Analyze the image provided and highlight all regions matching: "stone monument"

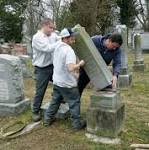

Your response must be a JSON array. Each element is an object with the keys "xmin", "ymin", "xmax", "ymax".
[
  {"xmin": 0, "ymin": 54, "xmax": 30, "ymax": 116},
  {"xmin": 133, "ymin": 33, "xmax": 145, "ymax": 72},
  {"xmin": 18, "ymin": 55, "xmax": 33, "ymax": 78},
  {"xmin": 115, "ymin": 25, "xmax": 132, "ymax": 88},
  {"xmin": 73, "ymin": 24, "xmax": 113, "ymax": 89},
  {"xmin": 140, "ymin": 32, "xmax": 149, "ymax": 51},
  {"xmin": 73, "ymin": 24, "xmax": 125, "ymax": 143}
]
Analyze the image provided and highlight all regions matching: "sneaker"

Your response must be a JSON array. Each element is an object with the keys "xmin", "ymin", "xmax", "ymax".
[
  {"xmin": 32, "ymin": 112, "xmax": 41, "ymax": 122},
  {"xmin": 43, "ymin": 118, "xmax": 56, "ymax": 127},
  {"xmin": 72, "ymin": 120, "xmax": 86, "ymax": 130}
]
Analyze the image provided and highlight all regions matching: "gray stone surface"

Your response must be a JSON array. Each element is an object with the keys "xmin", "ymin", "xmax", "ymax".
[
  {"xmin": 133, "ymin": 34, "xmax": 145, "ymax": 72},
  {"xmin": 115, "ymin": 25, "xmax": 128, "ymax": 69},
  {"xmin": 41, "ymin": 102, "xmax": 70, "ymax": 119},
  {"xmin": 90, "ymin": 91, "xmax": 121, "ymax": 109},
  {"xmin": 72, "ymin": 24, "xmax": 112, "ymax": 90},
  {"xmin": 115, "ymin": 25, "xmax": 132, "ymax": 87},
  {"xmin": 140, "ymin": 32, "xmax": 149, "ymax": 51},
  {"xmin": 0, "ymin": 98, "xmax": 30, "ymax": 116},
  {"xmin": 118, "ymin": 73, "xmax": 132, "ymax": 88},
  {"xmin": 87, "ymin": 103, "xmax": 125, "ymax": 138},
  {"xmin": 0, "ymin": 54, "xmax": 30, "ymax": 116},
  {"xmin": 85, "ymin": 133, "xmax": 121, "ymax": 145},
  {"xmin": 18, "ymin": 55, "xmax": 33, "ymax": 78}
]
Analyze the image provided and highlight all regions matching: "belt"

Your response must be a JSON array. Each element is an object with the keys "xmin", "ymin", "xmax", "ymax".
[{"xmin": 35, "ymin": 64, "xmax": 53, "ymax": 69}]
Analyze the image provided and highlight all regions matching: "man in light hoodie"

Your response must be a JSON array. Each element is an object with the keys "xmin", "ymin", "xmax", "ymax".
[{"xmin": 44, "ymin": 28, "xmax": 86, "ymax": 130}]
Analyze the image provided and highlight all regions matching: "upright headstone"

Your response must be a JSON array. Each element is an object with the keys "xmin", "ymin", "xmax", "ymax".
[
  {"xmin": 72, "ymin": 24, "xmax": 113, "ymax": 90},
  {"xmin": 72, "ymin": 24, "xmax": 124, "ymax": 143},
  {"xmin": 115, "ymin": 25, "xmax": 132, "ymax": 88},
  {"xmin": 140, "ymin": 32, "xmax": 149, "ymax": 51},
  {"xmin": 133, "ymin": 34, "xmax": 145, "ymax": 72},
  {"xmin": 0, "ymin": 54, "xmax": 30, "ymax": 116},
  {"xmin": 18, "ymin": 55, "xmax": 33, "ymax": 78}
]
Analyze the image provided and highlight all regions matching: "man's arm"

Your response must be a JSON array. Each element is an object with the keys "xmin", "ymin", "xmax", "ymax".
[
  {"xmin": 32, "ymin": 35, "xmax": 59, "ymax": 53},
  {"xmin": 112, "ymin": 48, "xmax": 121, "ymax": 77},
  {"xmin": 112, "ymin": 48, "xmax": 122, "ymax": 88},
  {"xmin": 67, "ymin": 60, "xmax": 85, "ymax": 72}
]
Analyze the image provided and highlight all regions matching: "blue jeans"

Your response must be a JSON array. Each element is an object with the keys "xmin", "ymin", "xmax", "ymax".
[
  {"xmin": 45, "ymin": 85, "xmax": 81, "ymax": 128},
  {"xmin": 32, "ymin": 65, "xmax": 53, "ymax": 113}
]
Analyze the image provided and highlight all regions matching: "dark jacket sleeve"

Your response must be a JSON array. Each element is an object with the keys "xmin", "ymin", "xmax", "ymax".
[
  {"xmin": 112, "ymin": 48, "xmax": 121, "ymax": 77},
  {"xmin": 92, "ymin": 35, "xmax": 102, "ymax": 49}
]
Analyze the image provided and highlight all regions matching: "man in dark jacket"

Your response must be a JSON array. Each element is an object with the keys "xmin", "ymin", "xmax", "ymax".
[{"xmin": 78, "ymin": 33, "xmax": 123, "ymax": 96}]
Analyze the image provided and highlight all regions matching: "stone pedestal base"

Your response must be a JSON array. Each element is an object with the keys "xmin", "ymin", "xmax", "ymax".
[
  {"xmin": 0, "ymin": 98, "xmax": 30, "ymax": 116},
  {"xmin": 41, "ymin": 102, "xmax": 70, "ymax": 119},
  {"xmin": 87, "ymin": 104, "xmax": 125, "ymax": 138},
  {"xmin": 90, "ymin": 91, "xmax": 121, "ymax": 109},
  {"xmin": 85, "ymin": 133, "xmax": 121, "ymax": 145},
  {"xmin": 118, "ymin": 73, "xmax": 132, "ymax": 88},
  {"xmin": 133, "ymin": 60, "xmax": 145, "ymax": 72}
]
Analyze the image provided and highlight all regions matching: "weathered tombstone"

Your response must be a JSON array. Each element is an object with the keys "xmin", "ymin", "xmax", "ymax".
[
  {"xmin": 87, "ymin": 90, "xmax": 124, "ymax": 140},
  {"xmin": 133, "ymin": 34, "xmax": 145, "ymax": 72},
  {"xmin": 18, "ymin": 55, "xmax": 33, "ymax": 78},
  {"xmin": 115, "ymin": 25, "xmax": 132, "ymax": 88},
  {"xmin": 72, "ymin": 24, "xmax": 124, "ymax": 144},
  {"xmin": 0, "ymin": 54, "xmax": 30, "ymax": 116},
  {"xmin": 140, "ymin": 32, "xmax": 149, "ymax": 51},
  {"xmin": 72, "ymin": 24, "xmax": 113, "ymax": 89}
]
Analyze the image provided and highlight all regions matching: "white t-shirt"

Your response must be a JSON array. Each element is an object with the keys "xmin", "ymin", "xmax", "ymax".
[{"xmin": 53, "ymin": 41, "xmax": 77, "ymax": 88}]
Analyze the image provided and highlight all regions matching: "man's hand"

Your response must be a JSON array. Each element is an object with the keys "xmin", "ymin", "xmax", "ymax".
[
  {"xmin": 67, "ymin": 60, "xmax": 85, "ymax": 72},
  {"xmin": 79, "ymin": 60, "xmax": 85, "ymax": 67},
  {"xmin": 112, "ymin": 75, "xmax": 117, "ymax": 89}
]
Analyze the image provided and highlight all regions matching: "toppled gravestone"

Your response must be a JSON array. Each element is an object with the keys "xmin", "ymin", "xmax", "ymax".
[
  {"xmin": 41, "ymin": 102, "xmax": 70, "ymax": 119},
  {"xmin": 72, "ymin": 24, "xmax": 125, "ymax": 143},
  {"xmin": 72, "ymin": 24, "xmax": 113, "ymax": 89},
  {"xmin": 0, "ymin": 54, "xmax": 30, "ymax": 116}
]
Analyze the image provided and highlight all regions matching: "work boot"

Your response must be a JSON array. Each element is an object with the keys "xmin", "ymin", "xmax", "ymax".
[
  {"xmin": 32, "ymin": 112, "xmax": 41, "ymax": 122},
  {"xmin": 43, "ymin": 118, "xmax": 56, "ymax": 127},
  {"xmin": 72, "ymin": 120, "xmax": 86, "ymax": 130}
]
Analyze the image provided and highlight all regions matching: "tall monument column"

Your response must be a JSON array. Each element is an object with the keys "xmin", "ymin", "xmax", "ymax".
[
  {"xmin": 115, "ymin": 25, "xmax": 132, "ymax": 88},
  {"xmin": 133, "ymin": 33, "xmax": 145, "ymax": 72}
]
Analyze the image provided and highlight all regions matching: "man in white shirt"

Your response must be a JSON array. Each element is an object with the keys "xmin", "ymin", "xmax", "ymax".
[
  {"xmin": 44, "ymin": 28, "xmax": 86, "ymax": 130},
  {"xmin": 32, "ymin": 18, "xmax": 59, "ymax": 122}
]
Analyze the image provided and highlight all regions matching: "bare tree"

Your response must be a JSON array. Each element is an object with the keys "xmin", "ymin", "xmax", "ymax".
[{"xmin": 135, "ymin": 0, "xmax": 149, "ymax": 31}]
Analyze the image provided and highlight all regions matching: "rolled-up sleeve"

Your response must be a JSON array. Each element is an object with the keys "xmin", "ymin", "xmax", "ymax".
[{"xmin": 32, "ymin": 35, "xmax": 58, "ymax": 53}]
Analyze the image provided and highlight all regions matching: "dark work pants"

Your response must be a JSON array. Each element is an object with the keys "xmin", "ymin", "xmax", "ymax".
[
  {"xmin": 32, "ymin": 65, "xmax": 53, "ymax": 113},
  {"xmin": 45, "ymin": 85, "xmax": 81, "ymax": 128},
  {"xmin": 78, "ymin": 68, "xmax": 112, "ymax": 96},
  {"xmin": 78, "ymin": 68, "xmax": 90, "ymax": 97}
]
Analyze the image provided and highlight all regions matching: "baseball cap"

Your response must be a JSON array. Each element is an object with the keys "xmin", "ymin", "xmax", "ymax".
[{"xmin": 60, "ymin": 28, "xmax": 77, "ymax": 38}]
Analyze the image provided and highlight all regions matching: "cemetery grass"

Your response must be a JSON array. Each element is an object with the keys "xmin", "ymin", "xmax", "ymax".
[{"xmin": 0, "ymin": 52, "xmax": 149, "ymax": 150}]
